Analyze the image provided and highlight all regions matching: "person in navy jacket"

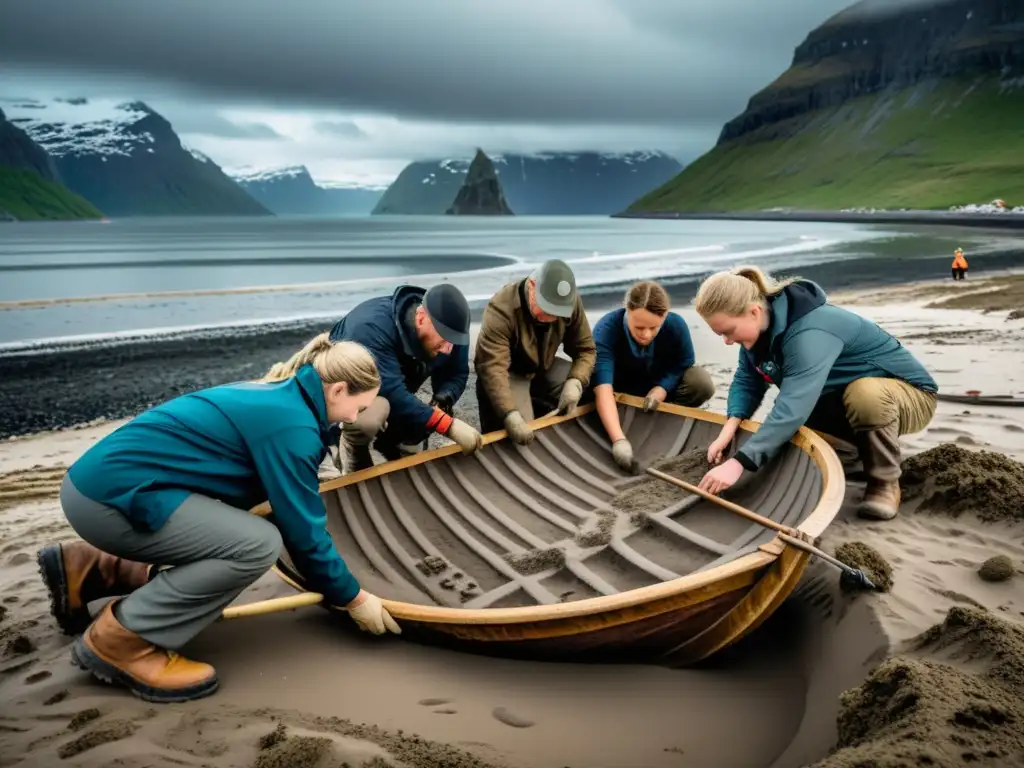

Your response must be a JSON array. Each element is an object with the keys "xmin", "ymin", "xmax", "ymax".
[
  {"xmin": 591, "ymin": 281, "xmax": 715, "ymax": 470},
  {"xmin": 37, "ymin": 336, "xmax": 400, "ymax": 704},
  {"xmin": 327, "ymin": 283, "xmax": 482, "ymax": 474}
]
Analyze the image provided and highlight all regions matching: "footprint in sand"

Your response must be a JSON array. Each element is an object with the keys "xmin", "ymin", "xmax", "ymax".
[
  {"xmin": 491, "ymin": 707, "xmax": 534, "ymax": 729},
  {"xmin": 417, "ymin": 698, "xmax": 451, "ymax": 707}
]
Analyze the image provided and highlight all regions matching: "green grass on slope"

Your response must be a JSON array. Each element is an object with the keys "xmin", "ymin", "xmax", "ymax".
[
  {"xmin": 0, "ymin": 167, "xmax": 104, "ymax": 220},
  {"xmin": 630, "ymin": 79, "xmax": 1024, "ymax": 212}
]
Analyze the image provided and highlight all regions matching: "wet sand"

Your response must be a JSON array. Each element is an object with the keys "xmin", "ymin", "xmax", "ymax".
[{"xmin": 2, "ymin": 277, "xmax": 1024, "ymax": 767}]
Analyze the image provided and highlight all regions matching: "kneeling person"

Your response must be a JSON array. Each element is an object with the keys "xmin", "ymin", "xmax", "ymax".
[
  {"xmin": 474, "ymin": 259, "xmax": 596, "ymax": 444},
  {"xmin": 592, "ymin": 281, "xmax": 716, "ymax": 471},
  {"xmin": 327, "ymin": 283, "xmax": 482, "ymax": 473}
]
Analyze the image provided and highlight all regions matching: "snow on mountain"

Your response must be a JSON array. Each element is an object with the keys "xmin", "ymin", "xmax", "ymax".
[
  {"xmin": 0, "ymin": 98, "xmax": 157, "ymax": 158},
  {"xmin": 229, "ymin": 165, "xmax": 309, "ymax": 184},
  {"xmin": 230, "ymin": 165, "xmax": 384, "ymax": 215}
]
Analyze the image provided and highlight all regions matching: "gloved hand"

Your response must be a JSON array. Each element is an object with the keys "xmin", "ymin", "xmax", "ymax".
[
  {"xmin": 447, "ymin": 418, "xmax": 483, "ymax": 455},
  {"xmin": 611, "ymin": 438, "xmax": 635, "ymax": 472},
  {"xmin": 503, "ymin": 410, "xmax": 535, "ymax": 445},
  {"xmin": 642, "ymin": 386, "xmax": 667, "ymax": 413},
  {"xmin": 557, "ymin": 378, "xmax": 584, "ymax": 415},
  {"xmin": 430, "ymin": 393, "xmax": 454, "ymax": 414},
  {"xmin": 346, "ymin": 590, "xmax": 401, "ymax": 635}
]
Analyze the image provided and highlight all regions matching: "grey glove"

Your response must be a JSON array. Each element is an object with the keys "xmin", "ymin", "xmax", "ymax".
[
  {"xmin": 642, "ymin": 386, "xmax": 667, "ymax": 413},
  {"xmin": 611, "ymin": 438, "xmax": 635, "ymax": 472},
  {"xmin": 557, "ymin": 377, "xmax": 584, "ymax": 415},
  {"xmin": 447, "ymin": 418, "xmax": 483, "ymax": 455},
  {"xmin": 503, "ymin": 410, "xmax": 535, "ymax": 445}
]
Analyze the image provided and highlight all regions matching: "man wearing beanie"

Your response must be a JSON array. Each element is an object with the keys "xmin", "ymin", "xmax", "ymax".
[
  {"xmin": 328, "ymin": 282, "xmax": 482, "ymax": 473},
  {"xmin": 474, "ymin": 259, "xmax": 597, "ymax": 444}
]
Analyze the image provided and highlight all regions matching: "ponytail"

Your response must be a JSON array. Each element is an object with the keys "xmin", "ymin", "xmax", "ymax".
[
  {"xmin": 695, "ymin": 264, "xmax": 797, "ymax": 319},
  {"xmin": 262, "ymin": 333, "xmax": 380, "ymax": 395},
  {"xmin": 263, "ymin": 332, "xmax": 333, "ymax": 382}
]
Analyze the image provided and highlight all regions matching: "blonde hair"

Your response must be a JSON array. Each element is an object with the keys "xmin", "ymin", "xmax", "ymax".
[
  {"xmin": 625, "ymin": 280, "xmax": 670, "ymax": 316},
  {"xmin": 262, "ymin": 332, "xmax": 380, "ymax": 394},
  {"xmin": 694, "ymin": 265, "xmax": 797, "ymax": 318}
]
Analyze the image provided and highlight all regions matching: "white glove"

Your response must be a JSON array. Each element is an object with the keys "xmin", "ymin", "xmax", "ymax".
[
  {"xmin": 557, "ymin": 378, "xmax": 584, "ymax": 415},
  {"xmin": 504, "ymin": 410, "xmax": 535, "ymax": 445},
  {"xmin": 611, "ymin": 438, "xmax": 635, "ymax": 472},
  {"xmin": 447, "ymin": 418, "xmax": 483, "ymax": 455},
  {"xmin": 346, "ymin": 591, "xmax": 401, "ymax": 635}
]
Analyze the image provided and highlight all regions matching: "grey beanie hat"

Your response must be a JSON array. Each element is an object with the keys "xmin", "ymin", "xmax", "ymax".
[{"xmin": 530, "ymin": 259, "xmax": 577, "ymax": 318}]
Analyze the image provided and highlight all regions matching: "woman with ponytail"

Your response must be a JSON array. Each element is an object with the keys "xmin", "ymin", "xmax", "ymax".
[
  {"xmin": 38, "ymin": 336, "xmax": 401, "ymax": 705},
  {"xmin": 693, "ymin": 265, "xmax": 937, "ymax": 521}
]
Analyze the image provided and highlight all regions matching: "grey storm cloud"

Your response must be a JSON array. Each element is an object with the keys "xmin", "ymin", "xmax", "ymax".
[
  {"xmin": 0, "ymin": 0, "xmax": 921, "ymax": 127},
  {"xmin": 169, "ymin": 112, "xmax": 286, "ymax": 139},
  {"xmin": 313, "ymin": 121, "xmax": 366, "ymax": 138}
]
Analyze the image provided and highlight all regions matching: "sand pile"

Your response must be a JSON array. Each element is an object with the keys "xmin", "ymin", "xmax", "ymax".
[
  {"xmin": 609, "ymin": 448, "xmax": 711, "ymax": 515},
  {"xmin": 900, "ymin": 443, "xmax": 1024, "ymax": 523},
  {"xmin": 834, "ymin": 542, "xmax": 894, "ymax": 593},
  {"xmin": 812, "ymin": 607, "xmax": 1024, "ymax": 767}
]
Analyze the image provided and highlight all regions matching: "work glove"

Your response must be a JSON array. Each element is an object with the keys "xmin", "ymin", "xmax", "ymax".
[
  {"xmin": 430, "ymin": 393, "xmax": 455, "ymax": 414},
  {"xmin": 503, "ymin": 410, "xmax": 535, "ymax": 445},
  {"xmin": 447, "ymin": 418, "xmax": 483, "ymax": 455},
  {"xmin": 642, "ymin": 386, "xmax": 667, "ymax": 413},
  {"xmin": 346, "ymin": 590, "xmax": 401, "ymax": 635},
  {"xmin": 556, "ymin": 377, "xmax": 584, "ymax": 415},
  {"xmin": 611, "ymin": 438, "xmax": 635, "ymax": 472}
]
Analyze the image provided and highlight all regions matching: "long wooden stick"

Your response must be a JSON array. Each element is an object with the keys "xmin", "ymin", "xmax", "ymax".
[
  {"xmin": 643, "ymin": 467, "xmax": 876, "ymax": 589},
  {"xmin": 221, "ymin": 591, "xmax": 324, "ymax": 620}
]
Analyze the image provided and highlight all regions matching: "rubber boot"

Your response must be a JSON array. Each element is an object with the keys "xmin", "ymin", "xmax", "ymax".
[
  {"xmin": 338, "ymin": 427, "xmax": 374, "ymax": 475},
  {"xmin": 72, "ymin": 600, "xmax": 218, "ymax": 703},
  {"xmin": 855, "ymin": 424, "xmax": 902, "ymax": 520},
  {"xmin": 38, "ymin": 540, "xmax": 152, "ymax": 635}
]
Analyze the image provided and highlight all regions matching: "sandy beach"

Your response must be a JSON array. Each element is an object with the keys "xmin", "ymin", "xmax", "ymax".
[{"xmin": 2, "ymin": 273, "xmax": 1023, "ymax": 767}]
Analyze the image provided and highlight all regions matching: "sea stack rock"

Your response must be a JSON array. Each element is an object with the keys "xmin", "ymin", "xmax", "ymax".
[{"xmin": 445, "ymin": 148, "xmax": 513, "ymax": 216}]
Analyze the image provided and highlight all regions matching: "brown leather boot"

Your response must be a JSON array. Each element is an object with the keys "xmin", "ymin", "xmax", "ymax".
[
  {"xmin": 71, "ymin": 600, "xmax": 218, "ymax": 703},
  {"xmin": 855, "ymin": 424, "xmax": 903, "ymax": 520},
  {"xmin": 37, "ymin": 540, "xmax": 152, "ymax": 635}
]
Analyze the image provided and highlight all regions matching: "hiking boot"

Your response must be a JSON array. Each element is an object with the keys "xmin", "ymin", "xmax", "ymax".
[
  {"xmin": 38, "ymin": 540, "xmax": 152, "ymax": 635},
  {"xmin": 855, "ymin": 425, "xmax": 903, "ymax": 520},
  {"xmin": 71, "ymin": 600, "xmax": 218, "ymax": 703},
  {"xmin": 338, "ymin": 429, "xmax": 374, "ymax": 475}
]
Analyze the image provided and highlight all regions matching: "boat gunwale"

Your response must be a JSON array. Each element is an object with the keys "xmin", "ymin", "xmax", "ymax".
[{"xmin": 253, "ymin": 393, "xmax": 845, "ymax": 626}]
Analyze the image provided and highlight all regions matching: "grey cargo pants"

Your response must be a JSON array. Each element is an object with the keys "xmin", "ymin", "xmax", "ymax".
[{"xmin": 60, "ymin": 475, "xmax": 282, "ymax": 650}]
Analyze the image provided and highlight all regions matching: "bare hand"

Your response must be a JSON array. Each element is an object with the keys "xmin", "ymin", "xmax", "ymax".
[
  {"xmin": 697, "ymin": 458, "xmax": 744, "ymax": 495},
  {"xmin": 707, "ymin": 435, "xmax": 732, "ymax": 465}
]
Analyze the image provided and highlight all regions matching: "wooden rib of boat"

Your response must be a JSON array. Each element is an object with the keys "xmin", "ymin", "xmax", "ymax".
[{"xmin": 251, "ymin": 393, "xmax": 844, "ymax": 667}]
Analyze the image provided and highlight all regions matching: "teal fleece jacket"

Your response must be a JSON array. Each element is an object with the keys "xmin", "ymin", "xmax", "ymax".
[
  {"xmin": 727, "ymin": 280, "xmax": 937, "ymax": 471},
  {"xmin": 68, "ymin": 363, "xmax": 361, "ymax": 606}
]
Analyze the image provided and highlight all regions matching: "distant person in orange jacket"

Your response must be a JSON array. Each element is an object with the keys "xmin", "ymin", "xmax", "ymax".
[{"xmin": 952, "ymin": 248, "xmax": 968, "ymax": 281}]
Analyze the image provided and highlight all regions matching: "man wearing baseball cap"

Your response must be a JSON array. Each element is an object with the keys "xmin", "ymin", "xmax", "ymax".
[
  {"xmin": 474, "ymin": 259, "xmax": 597, "ymax": 444},
  {"xmin": 327, "ymin": 282, "xmax": 482, "ymax": 473}
]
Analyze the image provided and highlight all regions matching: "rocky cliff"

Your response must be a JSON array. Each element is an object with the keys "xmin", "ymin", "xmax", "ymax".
[
  {"xmin": 628, "ymin": 0, "xmax": 1024, "ymax": 213},
  {"xmin": 372, "ymin": 150, "xmax": 682, "ymax": 215},
  {"xmin": 720, "ymin": 0, "xmax": 1024, "ymax": 143},
  {"xmin": 445, "ymin": 149, "xmax": 513, "ymax": 215},
  {"xmin": 0, "ymin": 107, "xmax": 104, "ymax": 220},
  {"xmin": 232, "ymin": 165, "xmax": 384, "ymax": 215},
  {"xmin": 2, "ymin": 98, "xmax": 271, "ymax": 217}
]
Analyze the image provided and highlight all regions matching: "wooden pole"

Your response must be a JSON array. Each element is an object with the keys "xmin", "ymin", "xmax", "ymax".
[{"xmin": 221, "ymin": 591, "xmax": 324, "ymax": 620}]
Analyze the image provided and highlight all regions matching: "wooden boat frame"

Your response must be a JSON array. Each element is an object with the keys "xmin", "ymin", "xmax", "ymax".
[{"xmin": 250, "ymin": 393, "xmax": 845, "ymax": 666}]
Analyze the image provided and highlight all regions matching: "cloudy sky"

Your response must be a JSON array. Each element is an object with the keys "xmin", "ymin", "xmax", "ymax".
[{"xmin": 0, "ymin": 0, "xmax": 903, "ymax": 187}]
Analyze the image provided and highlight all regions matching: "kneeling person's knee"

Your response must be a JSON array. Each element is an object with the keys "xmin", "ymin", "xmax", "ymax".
[
  {"xmin": 240, "ymin": 519, "xmax": 283, "ymax": 573},
  {"xmin": 673, "ymin": 366, "xmax": 716, "ymax": 407}
]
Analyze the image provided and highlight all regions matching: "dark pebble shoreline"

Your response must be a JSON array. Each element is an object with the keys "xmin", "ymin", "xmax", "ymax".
[
  {"xmin": 2, "ymin": 249, "xmax": 1023, "ymax": 440},
  {"xmin": 614, "ymin": 209, "xmax": 1024, "ymax": 230}
]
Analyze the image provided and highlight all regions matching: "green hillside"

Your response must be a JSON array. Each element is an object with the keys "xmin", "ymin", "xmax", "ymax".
[
  {"xmin": 629, "ymin": 79, "xmax": 1024, "ymax": 213},
  {"xmin": 0, "ymin": 167, "xmax": 104, "ymax": 220}
]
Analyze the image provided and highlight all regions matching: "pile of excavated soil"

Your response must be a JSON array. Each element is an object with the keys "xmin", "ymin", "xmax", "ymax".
[
  {"xmin": 609, "ymin": 448, "xmax": 711, "ymax": 516},
  {"xmin": 834, "ymin": 542, "xmax": 894, "ymax": 593},
  {"xmin": 812, "ymin": 607, "xmax": 1024, "ymax": 767},
  {"xmin": 252, "ymin": 717, "xmax": 506, "ymax": 768},
  {"xmin": 900, "ymin": 443, "xmax": 1024, "ymax": 523}
]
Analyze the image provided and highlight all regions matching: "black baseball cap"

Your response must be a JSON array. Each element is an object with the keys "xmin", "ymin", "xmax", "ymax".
[{"xmin": 424, "ymin": 283, "xmax": 470, "ymax": 345}]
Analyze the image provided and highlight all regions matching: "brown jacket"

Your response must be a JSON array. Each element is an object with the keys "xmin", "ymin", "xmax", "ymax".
[{"xmin": 474, "ymin": 279, "xmax": 596, "ymax": 416}]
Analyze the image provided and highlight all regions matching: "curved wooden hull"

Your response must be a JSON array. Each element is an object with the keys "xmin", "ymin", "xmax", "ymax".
[{"xmin": 254, "ymin": 394, "xmax": 844, "ymax": 666}]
